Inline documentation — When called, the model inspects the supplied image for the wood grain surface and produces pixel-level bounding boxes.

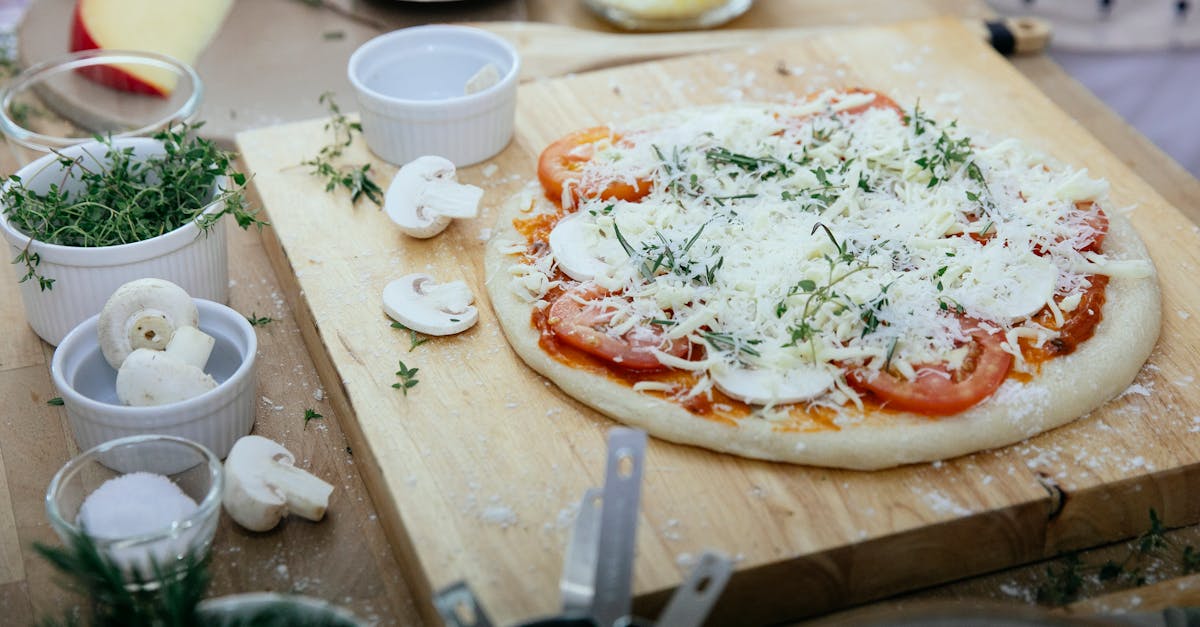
[236,17,1200,625]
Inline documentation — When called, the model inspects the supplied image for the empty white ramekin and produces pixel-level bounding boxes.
[0,138,229,346]
[347,24,520,167]
[51,298,257,461]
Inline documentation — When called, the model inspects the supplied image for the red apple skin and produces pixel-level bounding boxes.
[68,1,167,97]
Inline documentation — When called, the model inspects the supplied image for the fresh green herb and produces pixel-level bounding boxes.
[699,331,761,357]
[303,408,324,428]
[705,147,793,180]
[246,313,274,327]
[47,397,64,406]
[2,125,263,291]
[902,100,933,136]
[393,360,419,395]
[301,91,383,206]
[937,296,966,315]
[323,30,345,40]
[1037,553,1085,606]
[781,224,872,351]
[1036,509,1200,606]
[391,321,430,351]
[34,529,210,626]
[859,284,891,336]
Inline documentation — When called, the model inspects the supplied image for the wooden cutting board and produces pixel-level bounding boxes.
[236,18,1200,626]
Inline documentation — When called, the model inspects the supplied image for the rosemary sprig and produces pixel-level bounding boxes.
[393,359,419,395]
[34,529,209,626]
[2,125,264,291]
[301,92,382,206]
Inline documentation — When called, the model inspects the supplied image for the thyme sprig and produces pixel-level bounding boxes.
[301,91,383,206]
[779,223,872,349]
[391,321,430,351]
[2,125,263,291]
[1037,509,1200,606]
[393,359,419,395]
[303,408,324,428]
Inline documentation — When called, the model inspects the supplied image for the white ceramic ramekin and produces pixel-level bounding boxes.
[51,298,257,461]
[347,24,520,167]
[0,137,229,346]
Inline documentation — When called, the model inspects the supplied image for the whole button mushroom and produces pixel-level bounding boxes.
[385,155,484,239]
[382,273,479,336]
[222,435,334,532]
[97,278,199,369]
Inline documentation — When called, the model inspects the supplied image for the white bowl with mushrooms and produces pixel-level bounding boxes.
[50,281,257,460]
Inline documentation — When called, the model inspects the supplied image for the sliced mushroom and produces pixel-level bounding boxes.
[97,278,199,369]
[711,363,834,406]
[116,352,216,406]
[222,435,334,532]
[385,155,484,239]
[382,273,479,336]
[548,211,613,281]
[956,250,1058,321]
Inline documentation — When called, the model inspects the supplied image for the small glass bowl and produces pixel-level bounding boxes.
[583,0,754,31]
[45,434,223,586]
[0,49,202,165]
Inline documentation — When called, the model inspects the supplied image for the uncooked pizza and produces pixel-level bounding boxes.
[484,88,1161,470]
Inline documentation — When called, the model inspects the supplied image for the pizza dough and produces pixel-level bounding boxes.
[484,97,1162,470]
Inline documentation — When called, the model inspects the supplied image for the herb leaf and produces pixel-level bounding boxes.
[303,408,324,428]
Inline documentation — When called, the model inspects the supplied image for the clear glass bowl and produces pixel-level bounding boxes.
[583,0,754,31]
[0,49,202,164]
[45,434,223,586]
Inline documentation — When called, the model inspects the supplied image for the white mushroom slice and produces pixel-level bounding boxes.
[548,211,611,281]
[711,363,834,406]
[116,349,217,406]
[465,62,501,95]
[98,278,199,369]
[957,251,1058,321]
[382,273,479,336]
[386,155,484,239]
[222,435,334,532]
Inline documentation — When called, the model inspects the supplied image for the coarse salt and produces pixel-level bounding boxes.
[79,472,198,539]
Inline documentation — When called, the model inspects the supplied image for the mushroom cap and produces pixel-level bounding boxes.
[115,349,217,407]
[382,273,479,336]
[386,155,457,239]
[223,435,291,532]
[548,211,614,282]
[98,278,199,370]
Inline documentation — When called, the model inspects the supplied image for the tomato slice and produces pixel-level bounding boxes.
[537,127,652,206]
[1026,274,1108,360]
[547,284,690,370]
[847,319,1012,416]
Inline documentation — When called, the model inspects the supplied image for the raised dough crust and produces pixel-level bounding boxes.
[484,111,1162,471]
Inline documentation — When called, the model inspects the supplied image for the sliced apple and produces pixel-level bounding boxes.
[69,0,234,96]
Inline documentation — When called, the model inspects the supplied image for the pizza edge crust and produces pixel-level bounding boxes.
[482,128,1162,472]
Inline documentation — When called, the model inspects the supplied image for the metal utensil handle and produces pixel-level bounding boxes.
[561,487,603,613]
[433,581,496,627]
[589,427,647,627]
[653,551,734,627]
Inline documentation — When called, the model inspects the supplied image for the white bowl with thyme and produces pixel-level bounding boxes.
[0,129,263,345]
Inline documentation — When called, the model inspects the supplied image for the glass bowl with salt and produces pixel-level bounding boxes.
[45,434,222,586]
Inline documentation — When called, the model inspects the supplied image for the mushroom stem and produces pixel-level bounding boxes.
[128,312,176,352]
[261,462,334,523]
[164,326,215,370]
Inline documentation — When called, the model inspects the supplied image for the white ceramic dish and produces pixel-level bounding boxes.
[0,137,229,346]
[347,24,520,167]
[51,298,256,461]
[45,434,223,580]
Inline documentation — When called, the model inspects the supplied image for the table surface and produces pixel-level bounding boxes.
[2,0,1200,625]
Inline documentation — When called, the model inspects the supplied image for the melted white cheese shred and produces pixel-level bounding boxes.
[515,90,1150,408]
